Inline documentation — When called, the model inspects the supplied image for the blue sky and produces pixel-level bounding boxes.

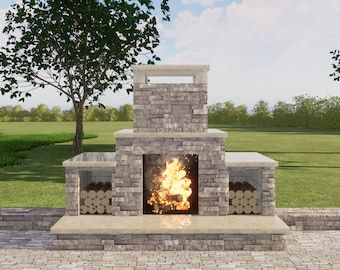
[1,0,340,109]
[0,0,14,9]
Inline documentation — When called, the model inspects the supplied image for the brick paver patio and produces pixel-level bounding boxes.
[0,230,339,269]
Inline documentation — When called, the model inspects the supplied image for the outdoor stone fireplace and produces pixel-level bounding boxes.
[52,65,289,251]
[111,65,229,216]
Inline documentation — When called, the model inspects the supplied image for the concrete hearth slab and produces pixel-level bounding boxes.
[51,215,289,235]
[225,152,278,168]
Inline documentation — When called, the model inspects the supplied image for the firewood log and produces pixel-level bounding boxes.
[85,182,96,191]
[94,182,104,191]
[229,190,235,199]
[88,190,97,199]
[244,198,250,206]
[88,205,96,214]
[235,205,243,214]
[243,182,256,191]
[235,190,243,199]
[103,181,112,191]
[229,205,235,214]
[97,190,105,199]
[167,194,183,202]
[80,190,88,200]
[93,197,101,207]
[234,182,242,190]
[244,190,252,199]
[239,198,244,206]
[248,198,256,206]
[84,198,93,206]
[80,205,88,214]
[252,190,260,199]
[231,198,240,206]
[97,205,105,214]
[105,190,113,199]
[244,205,252,214]
[101,198,110,206]
[252,205,260,214]
[105,205,113,214]
[163,205,171,213]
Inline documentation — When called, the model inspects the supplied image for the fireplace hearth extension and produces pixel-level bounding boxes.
[51,65,289,251]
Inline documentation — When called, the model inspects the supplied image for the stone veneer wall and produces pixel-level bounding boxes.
[229,167,276,216]
[133,84,207,132]
[53,233,286,251]
[276,208,340,230]
[0,208,64,230]
[112,136,228,216]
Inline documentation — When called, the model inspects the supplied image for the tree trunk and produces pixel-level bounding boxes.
[73,106,84,155]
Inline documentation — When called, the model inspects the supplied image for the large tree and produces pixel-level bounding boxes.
[331,50,340,82]
[0,0,170,154]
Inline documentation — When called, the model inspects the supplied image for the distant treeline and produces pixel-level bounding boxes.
[209,95,340,130]
[0,104,133,122]
[1,95,340,130]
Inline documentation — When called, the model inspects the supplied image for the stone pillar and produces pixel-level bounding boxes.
[261,168,276,216]
[65,168,80,216]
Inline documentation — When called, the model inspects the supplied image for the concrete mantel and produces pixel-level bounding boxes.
[132,64,210,84]
[114,128,227,138]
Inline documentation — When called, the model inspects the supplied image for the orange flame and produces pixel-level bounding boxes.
[147,158,192,214]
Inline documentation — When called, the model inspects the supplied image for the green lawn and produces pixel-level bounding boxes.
[0,122,339,208]
[0,133,97,166]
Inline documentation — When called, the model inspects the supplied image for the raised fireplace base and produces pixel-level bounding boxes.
[51,215,289,251]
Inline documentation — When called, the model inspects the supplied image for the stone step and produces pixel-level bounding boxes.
[51,215,289,251]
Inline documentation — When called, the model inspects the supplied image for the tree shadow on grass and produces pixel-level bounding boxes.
[0,143,115,184]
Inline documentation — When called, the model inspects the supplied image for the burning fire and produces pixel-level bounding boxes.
[147,158,192,214]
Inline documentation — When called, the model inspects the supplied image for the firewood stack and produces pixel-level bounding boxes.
[229,181,261,215]
[79,182,112,215]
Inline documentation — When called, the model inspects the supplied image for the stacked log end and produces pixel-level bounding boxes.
[80,181,112,215]
[229,181,261,215]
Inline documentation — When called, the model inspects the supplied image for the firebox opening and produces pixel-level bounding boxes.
[143,154,198,215]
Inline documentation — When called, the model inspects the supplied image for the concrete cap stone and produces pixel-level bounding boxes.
[225,152,278,168]
[62,152,116,168]
[132,64,210,84]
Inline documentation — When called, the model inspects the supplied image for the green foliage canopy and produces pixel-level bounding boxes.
[0,0,169,105]
[0,0,170,153]
[208,95,340,130]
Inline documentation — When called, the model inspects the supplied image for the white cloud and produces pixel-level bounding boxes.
[161,0,340,107]
[2,1,340,109]
[181,0,217,6]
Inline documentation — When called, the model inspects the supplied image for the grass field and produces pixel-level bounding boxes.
[0,121,339,208]
[0,133,97,166]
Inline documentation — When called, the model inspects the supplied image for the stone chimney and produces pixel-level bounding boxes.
[132,65,209,132]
